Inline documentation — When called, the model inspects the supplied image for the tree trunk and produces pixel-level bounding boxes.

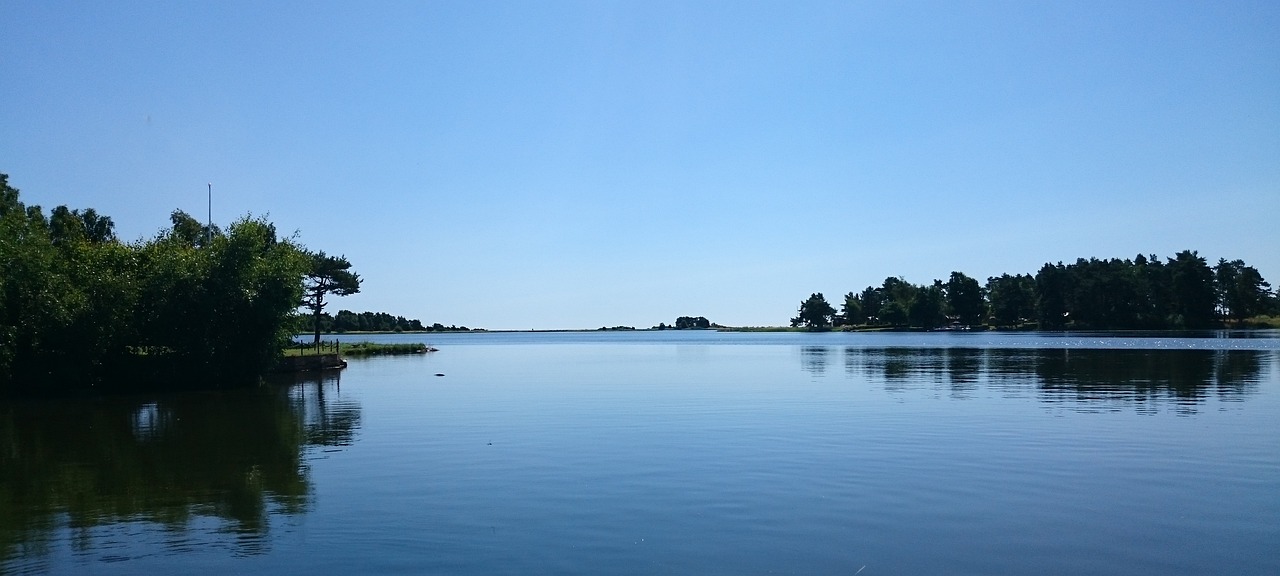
[313,306,323,348]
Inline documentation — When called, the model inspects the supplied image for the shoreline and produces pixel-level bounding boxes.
[316,325,1280,335]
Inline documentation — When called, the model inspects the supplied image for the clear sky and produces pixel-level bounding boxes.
[3,1,1278,330]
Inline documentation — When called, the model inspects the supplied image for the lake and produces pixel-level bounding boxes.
[3,331,1278,575]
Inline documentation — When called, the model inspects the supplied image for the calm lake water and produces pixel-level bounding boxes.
[4,331,1278,575]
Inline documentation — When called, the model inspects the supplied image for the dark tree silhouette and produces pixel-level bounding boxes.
[301,252,361,346]
[944,271,985,326]
[791,293,836,330]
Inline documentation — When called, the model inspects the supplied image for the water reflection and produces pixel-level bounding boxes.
[800,346,829,375]
[836,347,1271,411]
[0,372,360,567]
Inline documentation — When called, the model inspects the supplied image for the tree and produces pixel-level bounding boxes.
[50,205,115,247]
[859,286,882,324]
[790,293,836,330]
[0,173,19,216]
[136,215,308,383]
[1133,253,1169,328]
[1,173,310,392]
[907,281,946,329]
[944,272,984,326]
[203,217,310,379]
[1065,257,1142,329]
[1168,250,1216,328]
[840,291,864,326]
[167,209,220,247]
[878,277,915,327]
[1035,263,1070,329]
[300,252,362,346]
[986,273,1035,327]
[1215,259,1272,322]
[675,316,711,329]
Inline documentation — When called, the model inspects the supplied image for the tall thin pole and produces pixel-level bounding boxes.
[207,182,212,245]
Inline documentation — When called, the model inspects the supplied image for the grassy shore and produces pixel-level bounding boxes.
[1240,316,1280,328]
[283,341,435,357]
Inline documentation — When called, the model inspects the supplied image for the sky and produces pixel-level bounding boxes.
[3,1,1278,330]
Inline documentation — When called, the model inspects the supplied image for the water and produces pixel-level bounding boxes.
[4,331,1279,575]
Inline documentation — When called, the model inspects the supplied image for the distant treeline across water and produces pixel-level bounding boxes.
[304,310,471,333]
[793,251,1276,331]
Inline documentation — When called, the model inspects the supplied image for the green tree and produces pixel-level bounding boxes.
[49,205,115,247]
[908,281,946,329]
[840,291,865,326]
[167,209,221,248]
[675,316,711,329]
[0,174,19,215]
[944,271,984,326]
[878,277,916,327]
[1035,263,1070,329]
[986,273,1035,327]
[1168,250,1216,328]
[1065,257,1144,329]
[0,183,68,388]
[1215,259,1272,322]
[205,217,310,380]
[136,215,308,383]
[1,173,316,392]
[1132,253,1170,328]
[859,286,882,324]
[1,180,139,390]
[790,293,836,330]
[301,252,362,346]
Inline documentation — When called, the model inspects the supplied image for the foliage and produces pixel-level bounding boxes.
[425,322,473,332]
[300,252,361,346]
[1215,259,1272,322]
[132,215,310,383]
[1167,250,1217,328]
[674,316,712,329]
[0,173,312,393]
[795,250,1274,331]
[791,293,836,330]
[907,281,946,329]
[307,310,427,333]
[1034,263,1070,329]
[839,292,864,326]
[985,273,1036,327]
[653,317,713,330]
[859,285,881,323]
[944,272,985,326]
[334,341,432,356]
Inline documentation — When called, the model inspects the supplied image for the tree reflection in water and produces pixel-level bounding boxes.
[0,371,360,565]
[838,347,1271,412]
[800,346,829,375]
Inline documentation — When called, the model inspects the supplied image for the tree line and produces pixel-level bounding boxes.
[304,310,473,333]
[792,250,1276,331]
[0,173,353,394]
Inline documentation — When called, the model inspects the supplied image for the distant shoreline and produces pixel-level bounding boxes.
[310,323,1280,336]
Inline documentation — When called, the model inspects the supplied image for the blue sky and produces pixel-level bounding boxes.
[3,1,1277,329]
